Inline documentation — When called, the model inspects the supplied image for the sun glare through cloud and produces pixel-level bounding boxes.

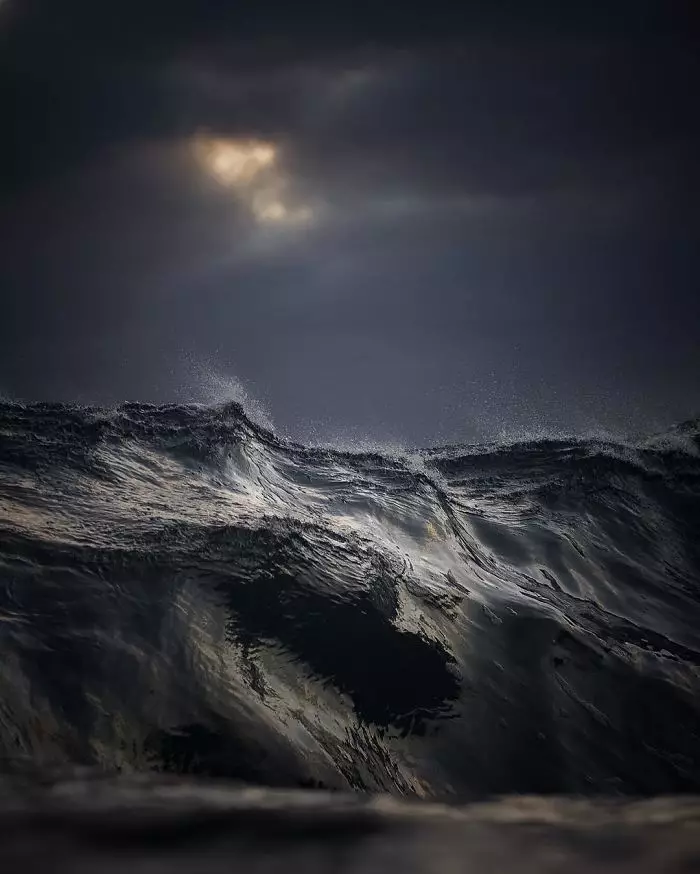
[193,135,314,227]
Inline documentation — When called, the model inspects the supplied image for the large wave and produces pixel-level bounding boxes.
[0,401,699,796]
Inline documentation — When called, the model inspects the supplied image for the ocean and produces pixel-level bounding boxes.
[1,400,699,797]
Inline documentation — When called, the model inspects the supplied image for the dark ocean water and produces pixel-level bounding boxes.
[1,401,699,798]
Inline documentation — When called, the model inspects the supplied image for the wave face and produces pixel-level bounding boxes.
[1,401,699,797]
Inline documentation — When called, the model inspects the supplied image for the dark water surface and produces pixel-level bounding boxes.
[1,401,699,797]
[3,776,700,873]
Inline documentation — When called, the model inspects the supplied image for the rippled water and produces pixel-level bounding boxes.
[1,401,699,796]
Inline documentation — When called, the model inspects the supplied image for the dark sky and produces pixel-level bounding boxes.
[1,1,698,445]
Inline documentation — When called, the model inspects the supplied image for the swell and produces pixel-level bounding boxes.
[0,401,699,797]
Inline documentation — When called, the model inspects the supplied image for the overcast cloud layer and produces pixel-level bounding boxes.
[1,1,698,443]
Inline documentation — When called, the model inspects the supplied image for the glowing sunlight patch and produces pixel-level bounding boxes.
[193,135,314,228]
[197,138,277,186]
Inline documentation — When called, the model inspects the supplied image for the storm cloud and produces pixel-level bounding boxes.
[1,1,698,442]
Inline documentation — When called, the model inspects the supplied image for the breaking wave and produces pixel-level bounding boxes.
[1,401,699,797]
